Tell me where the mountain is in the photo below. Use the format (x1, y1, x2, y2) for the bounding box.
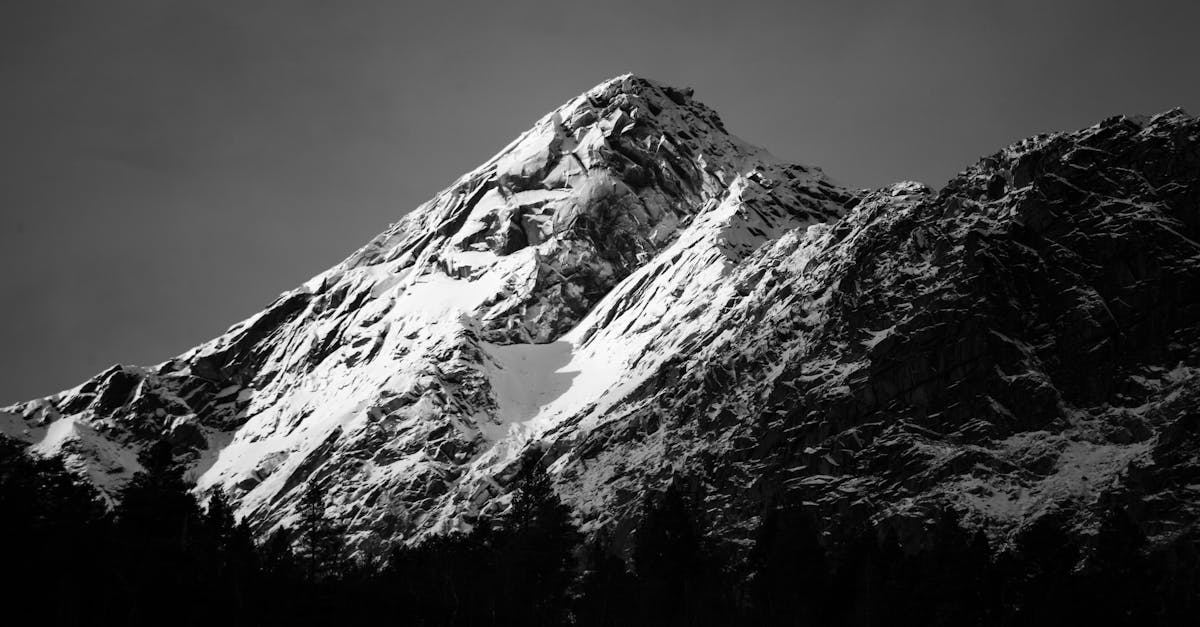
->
(3, 75, 1198, 559)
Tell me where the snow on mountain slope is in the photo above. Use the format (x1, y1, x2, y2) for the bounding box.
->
(4, 78, 1199, 559)
(0, 75, 853, 550)
(543, 109, 1200, 549)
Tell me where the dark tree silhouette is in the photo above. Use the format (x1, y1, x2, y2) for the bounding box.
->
(201, 489, 260, 623)
(748, 507, 831, 626)
(4, 438, 1198, 627)
(495, 461, 580, 626)
(114, 439, 208, 625)
(574, 539, 640, 627)
(296, 482, 346, 583)
(632, 481, 731, 627)
(1076, 505, 1153, 626)
(0, 439, 110, 626)
(906, 511, 998, 627)
(1006, 514, 1082, 627)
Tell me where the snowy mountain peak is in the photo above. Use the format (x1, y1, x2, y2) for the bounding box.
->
(5, 80, 1199, 562)
(1, 76, 855, 550)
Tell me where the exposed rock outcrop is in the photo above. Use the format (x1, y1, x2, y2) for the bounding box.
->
(3, 76, 1197, 559)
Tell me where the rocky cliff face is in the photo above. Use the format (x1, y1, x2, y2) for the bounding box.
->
(3, 75, 1197, 557)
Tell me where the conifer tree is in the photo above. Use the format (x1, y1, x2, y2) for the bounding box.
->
(114, 438, 207, 624)
(0, 440, 110, 624)
(497, 461, 580, 626)
(1079, 506, 1152, 625)
(1010, 514, 1080, 627)
(1151, 529, 1200, 624)
(824, 522, 903, 627)
(574, 539, 639, 627)
(633, 480, 728, 627)
(297, 482, 345, 582)
(117, 439, 203, 548)
(203, 489, 259, 620)
(749, 507, 830, 626)
(259, 526, 296, 577)
(902, 511, 996, 627)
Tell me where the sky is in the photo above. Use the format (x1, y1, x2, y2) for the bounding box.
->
(2, 0, 1198, 403)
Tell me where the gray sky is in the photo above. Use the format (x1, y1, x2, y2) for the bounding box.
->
(2, 0, 1198, 403)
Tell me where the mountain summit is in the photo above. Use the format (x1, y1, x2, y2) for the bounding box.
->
(3, 76, 1199, 559)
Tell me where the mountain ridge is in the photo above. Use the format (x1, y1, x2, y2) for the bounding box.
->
(3, 75, 1198, 559)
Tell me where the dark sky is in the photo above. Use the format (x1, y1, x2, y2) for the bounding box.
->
(2, 0, 1198, 403)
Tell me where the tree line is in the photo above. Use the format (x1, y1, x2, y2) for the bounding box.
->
(2, 439, 1197, 626)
